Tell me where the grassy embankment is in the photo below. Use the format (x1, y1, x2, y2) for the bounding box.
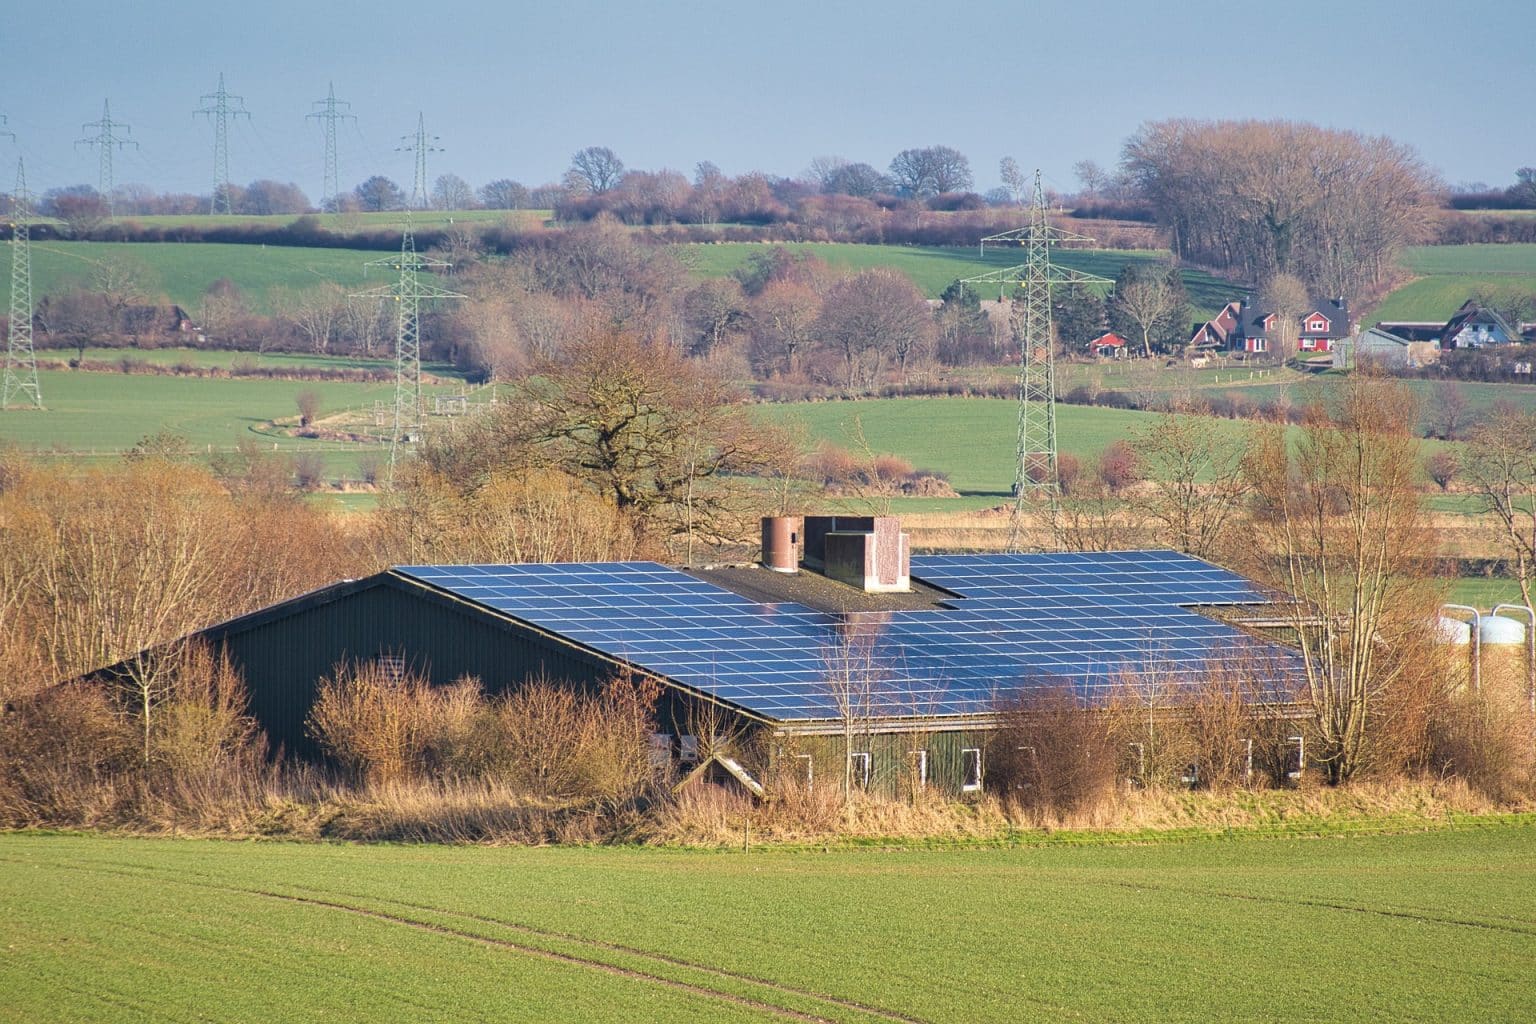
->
(1, 824, 1532, 1023)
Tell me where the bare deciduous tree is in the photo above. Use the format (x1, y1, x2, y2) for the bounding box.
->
(888, 145, 972, 197)
(815, 269, 934, 389)
(1464, 407, 1536, 609)
(1241, 373, 1432, 783)
(1123, 119, 1436, 299)
(565, 146, 625, 195)
(1130, 411, 1248, 560)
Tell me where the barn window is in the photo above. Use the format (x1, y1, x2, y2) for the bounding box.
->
(1288, 735, 1305, 779)
(679, 735, 700, 763)
(961, 748, 983, 792)
(908, 749, 928, 788)
(849, 752, 871, 788)
(795, 754, 813, 789)
(374, 654, 406, 683)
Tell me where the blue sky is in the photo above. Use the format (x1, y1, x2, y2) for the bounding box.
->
(3, 0, 1531, 200)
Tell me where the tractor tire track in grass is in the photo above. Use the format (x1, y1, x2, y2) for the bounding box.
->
(3, 855, 926, 1024)
(1094, 877, 1536, 936)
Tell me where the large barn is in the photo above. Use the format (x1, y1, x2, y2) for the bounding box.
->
(164, 516, 1300, 796)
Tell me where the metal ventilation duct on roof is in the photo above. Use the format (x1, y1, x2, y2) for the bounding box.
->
(761, 516, 802, 574)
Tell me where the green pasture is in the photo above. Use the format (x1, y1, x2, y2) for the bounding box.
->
(3, 824, 1533, 1023)
(1402, 244, 1536, 276)
(111, 208, 549, 231)
(1372, 244, 1536, 324)
(34, 345, 439, 376)
(7, 241, 387, 314)
(0, 368, 478, 478)
(675, 242, 1237, 318)
(761, 397, 1223, 495)
(1448, 576, 1523, 609)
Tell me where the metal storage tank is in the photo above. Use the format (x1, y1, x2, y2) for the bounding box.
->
(1478, 615, 1527, 646)
(1435, 616, 1473, 645)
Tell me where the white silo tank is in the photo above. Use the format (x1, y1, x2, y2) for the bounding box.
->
(1435, 616, 1473, 645)
(1478, 615, 1527, 646)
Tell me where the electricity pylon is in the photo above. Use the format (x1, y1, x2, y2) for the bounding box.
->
(962, 170, 1110, 551)
(76, 100, 136, 218)
(4, 159, 42, 410)
(194, 73, 250, 214)
(398, 113, 441, 210)
(307, 83, 355, 212)
(353, 215, 463, 480)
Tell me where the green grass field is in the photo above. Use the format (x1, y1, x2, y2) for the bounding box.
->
(0, 368, 487, 481)
(761, 397, 1203, 495)
(40, 345, 437, 375)
(675, 242, 1238, 318)
(2, 824, 1533, 1022)
(0, 369, 392, 452)
(110, 209, 549, 231)
(4, 241, 388, 314)
(1372, 244, 1536, 324)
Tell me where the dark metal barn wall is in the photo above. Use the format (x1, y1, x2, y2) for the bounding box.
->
(775, 729, 994, 798)
(216, 582, 616, 757)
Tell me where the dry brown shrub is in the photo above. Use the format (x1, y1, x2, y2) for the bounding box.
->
(145, 643, 263, 781)
(1179, 656, 1307, 790)
(308, 661, 433, 785)
(1426, 693, 1536, 802)
(490, 671, 661, 806)
(989, 686, 1120, 817)
(0, 683, 138, 826)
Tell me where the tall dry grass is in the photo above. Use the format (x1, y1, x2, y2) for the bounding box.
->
(306, 663, 662, 807)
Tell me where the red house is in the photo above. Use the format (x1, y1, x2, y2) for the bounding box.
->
(1087, 331, 1128, 358)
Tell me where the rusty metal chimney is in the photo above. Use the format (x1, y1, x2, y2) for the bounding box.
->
(761, 516, 802, 573)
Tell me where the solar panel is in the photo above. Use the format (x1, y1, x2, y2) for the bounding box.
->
(396, 551, 1296, 722)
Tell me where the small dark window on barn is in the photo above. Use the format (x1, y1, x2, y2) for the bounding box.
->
(679, 735, 700, 764)
(849, 752, 871, 788)
(961, 748, 982, 792)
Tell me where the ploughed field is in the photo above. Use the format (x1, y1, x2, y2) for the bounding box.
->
(2, 823, 1532, 1022)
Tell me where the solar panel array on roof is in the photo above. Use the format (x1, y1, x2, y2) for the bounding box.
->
(398, 551, 1296, 722)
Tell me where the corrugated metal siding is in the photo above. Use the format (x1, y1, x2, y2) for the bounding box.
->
(218, 580, 620, 757)
(209, 577, 757, 759)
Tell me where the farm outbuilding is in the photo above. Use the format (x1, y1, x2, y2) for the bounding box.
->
(143, 516, 1301, 797)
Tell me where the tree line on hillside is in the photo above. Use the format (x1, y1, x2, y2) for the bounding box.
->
(19, 121, 1533, 299)
(12, 218, 1198, 382)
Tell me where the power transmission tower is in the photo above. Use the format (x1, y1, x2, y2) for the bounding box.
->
(307, 82, 355, 212)
(353, 215, 463, 481)
(4, 159, 42, 410)
(963, 170, 1110, 551)
(194, 73, 250, 214)
(398, 113, 441, 210)
(76, 100, 136, 218)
